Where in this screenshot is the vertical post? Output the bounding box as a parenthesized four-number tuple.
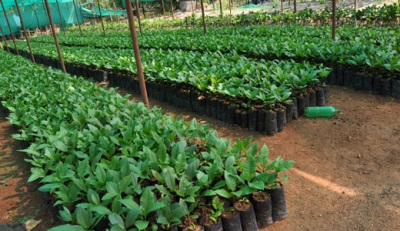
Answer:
(294, 0, 297, 13)
(161, 0, 166, 18)
(72, 0, 83, 35)
(14, 0, 36, 63)
(107, 0, 113, 22)
(281, 0, 283, 13)
(219, 0, 223, 15)
(41, 1, 51, 34)
(0, 0, 18, 54)
(112, 0, 120, 22)
(55, 0, 66, 35)
(33, 5, 41, 28)
(125, 0, 150, 108)
(229, 0, 232, 15)
(332, 0, 336, 41)
(97, 0, 106, 37)
(169, 0, 174, 19)
(135, 0, 143, 35)
(43, 0, 66, 73)
(191, 0, 194, 13)
(200, 0, 206, 34)
(354, 0, 356, 10)
(0, 25, 10, 52)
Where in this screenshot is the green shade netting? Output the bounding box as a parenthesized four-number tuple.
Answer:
(80, 2, 127, 18)
(0, 0, 126, 36)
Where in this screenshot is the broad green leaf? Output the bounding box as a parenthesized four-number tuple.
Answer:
(54, 140, 68, 152)
(76, 207, 92, 229)
(48, 225, 85, 231)
(135, 220, 149, 230)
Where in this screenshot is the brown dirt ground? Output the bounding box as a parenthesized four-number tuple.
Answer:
(1, 85, 400, 230)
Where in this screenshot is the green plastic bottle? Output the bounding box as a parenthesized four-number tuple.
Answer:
(305, 106, 340, 118)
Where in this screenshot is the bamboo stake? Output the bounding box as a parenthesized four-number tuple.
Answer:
(97, 0, 106, 36)
(112, 0, 119, 22)
(0, 0, 18, 54)
(169, 0, 174, 19)
(14, 0, 35, 62)
(161, 0, 166, 18)
(43, 0, 66, 73)
(200, 0, 206, 34)
(125, 0, 150, 108)
(332, 0, 336, 41)
(55, 0, 65, 35)
(72, 0, 83, 35)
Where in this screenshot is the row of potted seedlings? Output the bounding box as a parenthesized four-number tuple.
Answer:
(327, 66, 400, 98)
(0, 50, 295, 230)
(14, 49, 331, 136)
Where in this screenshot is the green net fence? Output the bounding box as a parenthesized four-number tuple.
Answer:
(0, 0, 127, 36)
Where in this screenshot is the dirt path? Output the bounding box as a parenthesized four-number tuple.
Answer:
(0, 109, 55, 230)
(1, 85, 400, 230)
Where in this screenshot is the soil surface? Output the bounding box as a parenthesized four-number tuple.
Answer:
(0, 110, 56, 230)
(1, 84, 400, 230)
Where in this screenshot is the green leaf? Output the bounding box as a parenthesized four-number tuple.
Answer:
(109, 213, 125, 228)
(125, 208, 140, 228)
(135, 220, 149, 230)
(91, 205, 112, 215)
(243, 153, 256, 182)
(120, 196, 139, 210)
(76, 207, 92, 229)
(224, 171, 237, 191)
(48, 225, 85, 231)
(28, 168, 46, 182)
(140, 187, 166, 217)
(87, 189, 100, 205)
(54, 140, 68, 152)
(59, 207, 72, 222)
(164, 168, 176, 190)
(214, 189, 232, 198)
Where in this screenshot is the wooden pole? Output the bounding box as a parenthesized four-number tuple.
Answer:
(97, 0, 106, 37)
(0, 0, 18, 54)
(125, 0, 150, 108)
(14, 0, 35, 63)
(354, 0, 356, 10)
(43, 0, 66, 73)
(281, 0, 283, 14)
(72, 0, 83, 35)
(33, 5, 42, 29)
(112, 0, 120, 22)
(200, 0, 206, 34)
(332, 0, 336, 41)
(229, 0, 232, 15)
(161, 0, 166, 18)
(219, 0, 223, 15)
(294, 0, 297, 13)
(135, 0, 142, 35)
(169, 0, 174, 19)
(55, 0, 65, 35)
(107, 0, 113, 22)
(0, 25, 10, 52)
